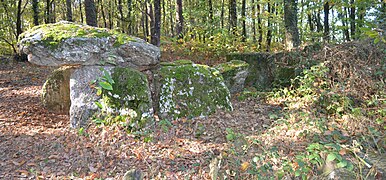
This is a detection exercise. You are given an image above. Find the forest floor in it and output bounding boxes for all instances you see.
[0,60,281,179]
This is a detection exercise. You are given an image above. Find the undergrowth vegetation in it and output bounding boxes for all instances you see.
[221,40,386,179]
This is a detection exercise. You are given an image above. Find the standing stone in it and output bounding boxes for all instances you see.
[216,60,249,93]
[158,60,233,120]
[41,66,76,114]
[70,66,114,128]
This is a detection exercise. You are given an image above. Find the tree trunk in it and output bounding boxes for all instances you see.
[241,0,246,41]
[343,6,350,41]
[176,0,183,39]
[127,0,133,33]
[66,0,73,22]
[284,0,300,50]
[32,0,39,26]
[117,0,124,31]
[16,0,22,40]
[99,0,107,28]
[229,0,237,35]
[323,1,329,42]
[251,0,256,42]
[152,0,161,46]
[266,2,272,52]
[221,0,225,28]
[45,0,50,23]
[169,0,174,36]
[85,0,97,27]
[80,0,84,23]
[208,0,213,23]
[257,1,263,49]
[350,0,355,39]
[315,10,323,33]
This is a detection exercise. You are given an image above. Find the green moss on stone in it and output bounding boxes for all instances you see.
[159,62,232,120]
[160,59,193,66]
[101,67,152,129]
[216,60,249,74]
[19,21,134,50]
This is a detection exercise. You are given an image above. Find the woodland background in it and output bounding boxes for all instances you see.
[0,0,385,59]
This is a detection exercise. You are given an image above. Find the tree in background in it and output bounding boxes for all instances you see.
[32,0,39,25]
[176,0,183,40]
[66,0,73,22]
[85,0,97,27]
[0,0,385,56]
[284,0,300,50]
[151,0,161,46]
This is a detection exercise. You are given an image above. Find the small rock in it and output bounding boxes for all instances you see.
[123,169,143,180]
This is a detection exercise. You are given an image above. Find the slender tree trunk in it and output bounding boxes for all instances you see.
[45,0,50,23]
[221,0,225,29]
[266,2,272,52]
[32,0,39,26]
[99,0,107,28]
[251,0,256,42]
[315,10,323,33]
[162,0,166,35]
[241,0,246,41]
[16,0,22,40]
[350,0,355,39]
[323,1,329,42]
[208,0,213,23]
[176,0,183,39]
[169,0,174,36]
[141,6,146,39]
[127,0,133,33]
[85,0,97,26]
[51,0,56,23]
[257,1,263,49]
[152,0,161,46]
[284,0,300,50]
[66,0,73,21]
[229,0,237,35]
[149,1,154,41]
[343,6,350,41]
[80,0,84,23]
[117,0,124,31]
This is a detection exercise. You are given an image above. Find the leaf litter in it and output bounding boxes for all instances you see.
[0,61,281,179]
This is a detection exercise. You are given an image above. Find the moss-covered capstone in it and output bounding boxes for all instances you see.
[41,66,76,114]
[216,60,249,93]
[158,60,233,120]
[18,21,160,70]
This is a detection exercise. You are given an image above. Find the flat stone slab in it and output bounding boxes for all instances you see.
[18,21,160,70]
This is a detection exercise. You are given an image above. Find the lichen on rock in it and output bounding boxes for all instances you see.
[158,60,233,120]
[216,60,249,93]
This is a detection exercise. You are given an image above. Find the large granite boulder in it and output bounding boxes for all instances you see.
[18,21,160,71]
[41,66,76,114]
[216,60,249,93]
[158,60,233,120]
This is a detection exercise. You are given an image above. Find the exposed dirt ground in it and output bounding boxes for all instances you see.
[0,61,279,179]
